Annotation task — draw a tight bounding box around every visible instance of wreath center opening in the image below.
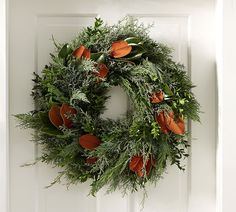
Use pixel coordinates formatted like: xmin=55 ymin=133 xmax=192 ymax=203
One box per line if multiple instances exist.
xmin=101 ymin=86 xmax=129 ymax=120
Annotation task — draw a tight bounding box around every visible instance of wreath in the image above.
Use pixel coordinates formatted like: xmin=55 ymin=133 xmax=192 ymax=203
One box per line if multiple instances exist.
xmin=16 ymin=17 xmax=200 ymax=195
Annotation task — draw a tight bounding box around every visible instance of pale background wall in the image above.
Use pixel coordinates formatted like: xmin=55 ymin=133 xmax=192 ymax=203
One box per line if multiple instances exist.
xmin=219 ymin=0 xmax=236 ymax=211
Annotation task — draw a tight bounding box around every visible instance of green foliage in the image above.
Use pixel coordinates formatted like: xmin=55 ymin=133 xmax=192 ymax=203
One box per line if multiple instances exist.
xmin=16 ymin=17 xmax=200 ymax=196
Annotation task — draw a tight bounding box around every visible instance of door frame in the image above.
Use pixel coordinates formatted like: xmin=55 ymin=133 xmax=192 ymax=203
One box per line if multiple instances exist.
xmin=216 ymin=1 xmax=223 ymax=211
xmin=216 ymin=0 xmax=236 ymax=212
xmin=0 ymin=0 xmax=9 ymax=212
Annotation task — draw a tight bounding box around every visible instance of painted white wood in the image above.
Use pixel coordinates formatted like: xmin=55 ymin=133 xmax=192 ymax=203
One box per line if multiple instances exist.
xmin=216 ymin=1 xmax=223 ymax=212
xmin=218 ymin=0 xmax=236 ymax=211
xmin=0 ymin=1 xmax=9 ymax=212
xmin=9 ymin=0 xmax=217 ymax=212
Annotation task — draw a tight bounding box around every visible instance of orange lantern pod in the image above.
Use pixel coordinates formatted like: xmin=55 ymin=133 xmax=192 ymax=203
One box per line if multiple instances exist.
xmin=86 ymin=157 xmax=98 ymax=164
xmin=155 ymin=112 xmax=170 ymax=134
xmin=60 ymin=103 xmax=77 ymax=128
xmin=48 ymin=105 xmax=63 ymax=128
xmin=150 ymin=91 xmax=164 ymax=103
xmin=165 ymin=111 xmax=185 ymax=135
xmin=73 ymin=45 xmax=91 ymax=59
xmin=111 ymin=40 xmax=132 ymax=58
xmin=96 ymin=63 xmax=109 ymax=78
xmin=129 ymin=155 xmax=143 ymax=172
xmin=79 ymin=134 xmax=101 ymax=150
xmin=156 ymin=111 xmax=185 ymax=135
xmin=129 ymin=155 xmax=153 ymax=177
xmin=82 ymin=48 xmax=91 ymax=59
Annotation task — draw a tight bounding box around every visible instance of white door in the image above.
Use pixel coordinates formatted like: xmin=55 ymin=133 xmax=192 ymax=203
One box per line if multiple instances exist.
xmin=9 ymin=0 xmax=216 ymax=212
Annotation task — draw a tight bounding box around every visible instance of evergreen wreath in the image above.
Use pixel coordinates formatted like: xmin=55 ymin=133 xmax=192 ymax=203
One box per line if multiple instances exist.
xmin=16 ymin=17 xmax=200 ymax=195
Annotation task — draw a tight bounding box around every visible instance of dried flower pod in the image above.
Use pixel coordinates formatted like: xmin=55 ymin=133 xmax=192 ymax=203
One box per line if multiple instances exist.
xmin=73 ymin=45 xmax=91 ymax=59
xmin=86 ymin=157 xmax=98 ymax=164
xmin=60 ymin=103 xmax=77 ymax=128
xmin=111 ymin=40 xmax=132 ymax=58
xmin=79 ymin=134 xmax=101 ymax=150
xmin=96 ymin=64 xmax=109 ymax=78
xmin=156 ymin=111 xmax=185 ymax=135
xmin=165 ymin=111 xmax=185 ymax=135
xmin=156 ymin=111 xmax=170 ymax=134
xmin=129 ymin=155 xmax=153 ymax=177
xmin=150 ymin=91 xmax=164 ymax=103
xmin=48 ymin=105 xmax=63 ymax=128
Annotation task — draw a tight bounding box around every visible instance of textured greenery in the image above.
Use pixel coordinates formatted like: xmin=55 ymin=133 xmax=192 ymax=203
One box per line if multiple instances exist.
xmin=16 ymin=17 xmax=200 ymax=195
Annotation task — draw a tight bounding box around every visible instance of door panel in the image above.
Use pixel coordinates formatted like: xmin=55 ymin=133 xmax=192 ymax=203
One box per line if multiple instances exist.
xmin=9 ymin=0 xmax=216 ymax=212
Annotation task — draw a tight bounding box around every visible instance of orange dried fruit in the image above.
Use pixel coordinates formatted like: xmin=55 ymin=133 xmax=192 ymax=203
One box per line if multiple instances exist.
xmin=129 ymin=155 xmax=153 ymax=177
xmin=175 ymin=118 xmax=185 ymax=134
xmin=155 ymin=112 xmax=170 ymax=134
xmin=48 ymin=105 xmax=63 ymax=128
xmin=129 ymin=155 xmax=143 ymax=172
xmin=60 ymin=103 xmax=77 ymax=128
xmin=150 ymin=91 xmax=164 ymax=103
xmin=73 ymin=46 xmax=85 ymax=58
xmin=165 ymin=113 xmax=185 ymax=135
xmin=79 ymin=134 xmax=101 ymax=150
xmin=111 ymin=40 xmax=132 ymax=58
xmin=86 ymin=157 xmax=98 ymax=164
xmin=156 ymin=111 xmax=185 ymax=135
xmin=96 ymin=63 xmax=109 ymax=78
xmin=73 ymin=45 xmax=91 ymax=59
xmin=82 ymin=48 xmax=91 ymax=59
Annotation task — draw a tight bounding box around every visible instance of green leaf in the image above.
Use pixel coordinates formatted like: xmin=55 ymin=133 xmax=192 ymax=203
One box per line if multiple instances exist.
xmin=91 ymin=52 xmax=103 ymax=60
xmin=127 ymin=43 xmax=140 ymax=47
xmin=163 ymin=83 xmax=174 ymax=96
xmin=179 ymin=99 xmax=185 ymax=105
xmin=151 ymin=122 xmax=160 ymax=139
xmin=90 ymin=52 xmax=105 ymax=63
xmin=94 ymin=17 xmax=103 ymax=28
xmin=123 ymin=49 xmax=146 ymax=61
xmin=124 ymin=52 xmax=144 ymax=61
xmin=91 ymin=53 xmax=106 ymax=63
xmin=124 ymin=37 xmax=142 ymax=44
xmin=58 ymin=43 xmax=72 ymax=59
xmin=97 ymin=54 xmax=106 ymax=64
